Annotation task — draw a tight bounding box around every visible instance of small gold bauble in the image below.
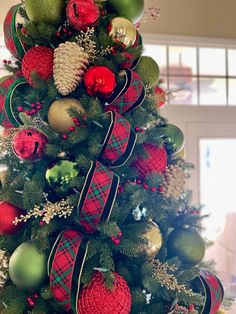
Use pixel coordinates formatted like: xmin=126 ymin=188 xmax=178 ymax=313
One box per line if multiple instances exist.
xmin=172 ymin=147 xmax=186 ymax=159
xmin=0 ymin=168 xmax=8 ymax=187
xmin=143 ymin=221 xmax=163 ymax=259
xmin=216 ymin=309 xmax=226 ymax=314
xmin=109 ymin=17 xmax=137 ymax=48
xmin=48 ymin=98 xmax=85 ymax=133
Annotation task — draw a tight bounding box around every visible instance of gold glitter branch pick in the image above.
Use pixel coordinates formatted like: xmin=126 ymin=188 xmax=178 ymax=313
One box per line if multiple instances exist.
xmin=13 ymin=199 xmax=74 ymax=225
xmin=0 ymin=129 xmax=17 ymax=152
xmin=150 ymin=259 xmax=195 ymax=297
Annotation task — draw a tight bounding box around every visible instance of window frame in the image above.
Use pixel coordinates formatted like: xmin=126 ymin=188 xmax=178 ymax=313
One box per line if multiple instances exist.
xmin=143 ymin=33 xmax=236 ymax=106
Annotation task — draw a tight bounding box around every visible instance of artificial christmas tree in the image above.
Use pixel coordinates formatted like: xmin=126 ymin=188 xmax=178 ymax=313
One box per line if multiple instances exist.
xmin=0 ymin=1 xmax=224 ymax=313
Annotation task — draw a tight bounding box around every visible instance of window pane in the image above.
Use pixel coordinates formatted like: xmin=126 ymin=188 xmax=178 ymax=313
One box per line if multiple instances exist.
xmin=228 ymin=49 xmax=236 ymax=76
xmin=200 ymin=139 xmax=236 ymax=297
xmin=169 ymin=46 xmax=197 ymax=75
xmin=228 ymin=79 xmax=236 ymax=105
xmin=200 ymin=78 xmax=226 ymax=105
xmin=144 ymin=44 xmax=167 ymax=74
xmin=169 ymin=76 xmax=197 ymax=105
xmin=199 ymin=48 xmax=226 ymax=76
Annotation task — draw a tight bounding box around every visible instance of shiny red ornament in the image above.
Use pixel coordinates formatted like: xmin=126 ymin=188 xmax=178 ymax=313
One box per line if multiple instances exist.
xmin=66 ymin=0 xmax=99 ymax=31
xmin=84 ymin=66 xmax=116 ymax=98
xmin=12 ymin=128 xmax=48 ymax=162
xmin=78 ymin=272 xmax=131 ymax=314
xmin=0 ymin=201 xmax=25 ymax=235
xmin=22 ymin=46 xmax=54 ymax=87
xmin=132 ymin=143 xmax=167 ymax=178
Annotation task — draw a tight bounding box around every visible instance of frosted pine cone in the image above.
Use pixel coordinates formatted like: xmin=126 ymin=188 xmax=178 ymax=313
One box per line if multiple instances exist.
xmin=53 ymin=41 xmax=89 ymax=95
xmin=0 ymin=250 xmax=9 ymax=289
xmin=161 ymin=165 xmax=186 ymax=200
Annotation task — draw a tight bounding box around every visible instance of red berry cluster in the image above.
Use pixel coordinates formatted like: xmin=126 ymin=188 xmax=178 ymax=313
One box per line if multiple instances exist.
xmin=111 ymin=231 xmax=123 ymax=246
xmin=27 ymin=293 xmax=39 ymax=308
xmin=62 ymin=115 xmax=87 ymax=140
xmin=136 ymin=179 xmax=158 ymax=193
xmin=135 ymin=127 xmax=145 ymax=134
xmin=17 ymin=101 xmax=43 ymax=116
xmin=56 ymin=22 xmax=73 ymax=38
xmin=2 ymin=59 xmax=12 ymax=65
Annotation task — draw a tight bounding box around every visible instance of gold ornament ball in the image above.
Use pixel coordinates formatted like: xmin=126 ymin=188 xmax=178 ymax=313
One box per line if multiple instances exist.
xmin=143 ymin=221 xmax=163 ymax=259
xmin=0 ymin=169 xmax=8 ymax=187
xmin=48 ymin=98 xmax=85 ymax=133
xmin=216 ymin=309 xmax=226 ymax=314
xmin=109 ymin=17 xmax=137 ymax=48
xmin=172 ymin=147 xmax=186 ymax=159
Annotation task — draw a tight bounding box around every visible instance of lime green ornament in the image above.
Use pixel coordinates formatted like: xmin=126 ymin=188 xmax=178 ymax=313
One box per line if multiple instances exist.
xmin=134 ymin=56 xmax=160 ymax=86
xmin=25 ymin=0 xmax=65 ymax=25
xmin=46 ymin=160 xmax=79 ymax=196
xmin=107 ymin=0 xmax=144 ymax=23
xmin=160 ymin=124 xmax=184 ymax=155
xmin=9 ymin=241 xmax=47 ymax=290
xmin=167 ymin=228 xmax=205 ymax=265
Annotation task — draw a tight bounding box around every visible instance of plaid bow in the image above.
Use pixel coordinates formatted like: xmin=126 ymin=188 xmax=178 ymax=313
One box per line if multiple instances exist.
xmin=99 ymin=111 xmax=137 ymax=168
xmin=4 ymin=4 xmax=26 ymax=59
xmin=199 ymin=268 xmax=224 ymax=314
xmin=77 ymin=161 xmax=119 ymax=234
xmin=105 ymin=69 xmax=145 ymax=115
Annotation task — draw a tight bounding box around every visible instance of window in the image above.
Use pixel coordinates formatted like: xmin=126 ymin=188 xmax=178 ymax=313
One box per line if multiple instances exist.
xmin=144 ymin=41 xmax=236 ymax=106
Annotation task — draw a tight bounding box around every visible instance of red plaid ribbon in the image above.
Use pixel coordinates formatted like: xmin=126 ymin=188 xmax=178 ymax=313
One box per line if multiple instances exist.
xmin=199 ymin=268 xmax=224 ymax=314
xmin=99 ymin=111 xmax=137 ymax=168
xmin=105 ymin=69 xmax=145 ymax=115
xmin=4 ymin=4 xmax=26 ymax=59
xmin=49 ymin=230 xmax=89 ymax=312
xmin=77 ymin=161 xmax=119 ymax=234
xmin=0 ymin=76 xmax=25 ymax=128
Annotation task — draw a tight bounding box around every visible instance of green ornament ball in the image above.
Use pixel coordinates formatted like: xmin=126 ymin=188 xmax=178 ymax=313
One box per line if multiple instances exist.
xmin=167 ymin=228 xmax=205 ymax=265
xmin=25 ymin=0 xmax=65 ymax=25
xmin=9 ymin=241 xmax=47 ymax=290
xmin=107 ymin=0 xmax=144 ymax=23
xmin=46 ymin=160 xmax=79 ymax=196
xmin=160 ymin=124 xmax=185 ymax=155
xmin=134 ymin=56 xmax=160 ymax=86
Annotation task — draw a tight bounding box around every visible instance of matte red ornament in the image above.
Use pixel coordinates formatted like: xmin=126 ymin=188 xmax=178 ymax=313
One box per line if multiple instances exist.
xmin=84 ymin=66 xmax=116 ymax=98
xmin=66 ymin=0 xmax=99 ymax=31
xmin=78 ymin=272 xmax=131 ymax=314
xmin=0 ymin=201 xmax=24 ymax=235
xmin=22 ymin=46 xmax=54 ymax=87
xmin=133 ymin=143 xmax=167 ymax=178
xmin=12 ymin=128 xmax=48 ymax=162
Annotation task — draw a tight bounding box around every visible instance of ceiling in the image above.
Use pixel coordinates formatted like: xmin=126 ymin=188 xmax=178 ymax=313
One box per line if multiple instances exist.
xmin=1 ymin=0 xmax=236 ymax=39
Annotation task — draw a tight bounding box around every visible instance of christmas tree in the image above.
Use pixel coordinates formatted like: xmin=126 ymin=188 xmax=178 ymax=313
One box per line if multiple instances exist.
xmin=0 ymin=1 xmax=225 ymax=313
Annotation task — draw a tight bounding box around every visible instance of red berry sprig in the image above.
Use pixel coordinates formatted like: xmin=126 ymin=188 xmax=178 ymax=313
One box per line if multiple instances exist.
xmin=27 ymin=293 xmax=39 ymax=308
xmin=111 ymin=231 xmax=123 ymax=246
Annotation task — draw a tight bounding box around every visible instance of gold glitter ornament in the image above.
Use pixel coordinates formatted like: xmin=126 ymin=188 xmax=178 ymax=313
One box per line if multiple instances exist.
xmin=161 ymin=165 xmax=186 ymax=200
xmin=53 ymin=41 xmax=89 ymax=95
xmin=108 ymin=17 xmax=137 ymax=48
xmin=143 ymin=221 xmax=163 ymax=259
xmin=48 ymin=98 xmax=85 ymax=133
xmin=0 ymin=250 xmax=9 ymax=289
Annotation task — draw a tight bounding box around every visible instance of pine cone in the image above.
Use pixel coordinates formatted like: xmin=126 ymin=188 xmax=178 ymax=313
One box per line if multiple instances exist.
xmin=161 ymin=165 xmax=186 ymax=200
xmin=0 ymin=250 xmax=9 ymax=289
xmin=53 ymin=41 xmax=89 ymax=96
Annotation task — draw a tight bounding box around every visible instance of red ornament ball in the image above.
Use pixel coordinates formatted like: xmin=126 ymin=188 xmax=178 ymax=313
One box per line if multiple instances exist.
xmin=78 ymin=272 xmax=131 ymax=314
xmin=22 ymin=46 xmax=54 ymax=87
xmin=133 ymin=143 xmax=167 ymax=178
xmin=0 ymin=201 xmax=24 ymax=235
xmin=84 ymin=66 xmax=116 ymax=98
xmin=66 ymin=0 xmax=99 ymax=31
xmin=12 ymin=128 xmax=48 ymax=162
